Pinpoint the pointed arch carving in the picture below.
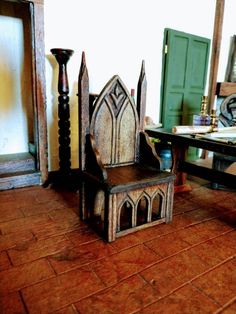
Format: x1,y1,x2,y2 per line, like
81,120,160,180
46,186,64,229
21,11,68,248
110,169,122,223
117,99,137,163
151,189,165,221
90,75,139,166
117,196,135,232
136,192,151,226
91,99,115,165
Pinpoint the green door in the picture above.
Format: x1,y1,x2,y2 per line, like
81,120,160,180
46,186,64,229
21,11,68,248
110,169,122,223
160,28,210,128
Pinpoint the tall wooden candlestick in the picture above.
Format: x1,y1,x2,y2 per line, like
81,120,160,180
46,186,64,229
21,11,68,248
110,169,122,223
51,48,74,176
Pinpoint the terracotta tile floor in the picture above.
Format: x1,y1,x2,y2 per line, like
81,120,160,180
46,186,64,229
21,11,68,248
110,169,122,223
0,177,236,313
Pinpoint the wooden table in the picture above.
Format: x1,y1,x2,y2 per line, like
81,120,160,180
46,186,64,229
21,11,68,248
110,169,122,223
146,128,236,192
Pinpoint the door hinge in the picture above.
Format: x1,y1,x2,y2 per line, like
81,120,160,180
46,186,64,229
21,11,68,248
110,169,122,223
164,45,168,54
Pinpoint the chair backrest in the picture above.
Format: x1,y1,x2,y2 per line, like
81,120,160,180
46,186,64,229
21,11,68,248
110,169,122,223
78,52,147,171
90,75,139,167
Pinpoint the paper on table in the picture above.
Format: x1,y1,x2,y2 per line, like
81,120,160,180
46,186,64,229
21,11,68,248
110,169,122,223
172,125,212,134
216,126,236,132
172,125,236,135
195,133,236,144
204,131,236,138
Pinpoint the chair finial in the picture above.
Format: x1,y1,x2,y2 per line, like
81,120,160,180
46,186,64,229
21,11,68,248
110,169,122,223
137,60,147,131
82,51,86,63
141,60,145,76
78,51,89,171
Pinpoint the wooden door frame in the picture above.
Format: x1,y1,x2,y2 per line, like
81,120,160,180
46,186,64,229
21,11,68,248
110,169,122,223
1,0,48,187
28,0,48,184
207,0,225,110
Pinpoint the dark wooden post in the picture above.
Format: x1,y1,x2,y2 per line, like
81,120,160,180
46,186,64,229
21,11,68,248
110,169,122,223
51,48,74,176
207,0,225,110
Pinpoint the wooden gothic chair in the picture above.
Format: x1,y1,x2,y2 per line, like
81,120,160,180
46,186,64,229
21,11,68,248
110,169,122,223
78,52,175,242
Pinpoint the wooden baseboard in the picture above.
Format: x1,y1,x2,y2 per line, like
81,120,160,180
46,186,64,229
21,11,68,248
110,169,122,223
0,171,41,191
0,152,35,175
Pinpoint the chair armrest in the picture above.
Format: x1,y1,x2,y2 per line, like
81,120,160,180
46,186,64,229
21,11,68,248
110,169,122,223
138,132,162,170
85,134,108,180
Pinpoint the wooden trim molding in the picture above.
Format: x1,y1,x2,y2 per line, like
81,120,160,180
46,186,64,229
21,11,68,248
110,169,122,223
31,0,48,183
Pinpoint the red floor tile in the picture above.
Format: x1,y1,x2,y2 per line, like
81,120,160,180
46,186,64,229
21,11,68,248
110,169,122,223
141,249,210,287
48,207,80,223
192,258,236,306
22,268,105,313
31,217,84,240
0,190,15,202
0,291,27,314
0,213,51,235
90,244,160,287
0,259,55,295
110,233,142,251
0,251,11,271
145,232,190,258
220,211,236,228
75,275,159,314
52,305,78,314
0,202,24,223
175,219,233,246
173,197,200,215
140,258,185,297
11,188,39,206
66,228,100,246
134,222,175,242
217,197,236,211
48,239,116,274
170,208,216,230
8,234,73,266
192,219,233,238
0,230,35,251
188,234,236,267
141,283,218,314
20,199,64,217
213,230,236,251
217,299,236,313
35,189,79,208
33,188,77,205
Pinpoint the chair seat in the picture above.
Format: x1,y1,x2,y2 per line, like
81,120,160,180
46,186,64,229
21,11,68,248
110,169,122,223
106,165,175,193
83,165,175,193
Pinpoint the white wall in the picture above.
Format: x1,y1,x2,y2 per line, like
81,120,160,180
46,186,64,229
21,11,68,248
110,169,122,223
45,0,217,170
218,0,236,81
0,2,34,156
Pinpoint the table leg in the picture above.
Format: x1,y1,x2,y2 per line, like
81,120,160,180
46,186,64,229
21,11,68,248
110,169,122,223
171,144,192,193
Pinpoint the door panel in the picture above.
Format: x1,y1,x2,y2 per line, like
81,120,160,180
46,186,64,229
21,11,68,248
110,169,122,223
160,28,210,129
169,37,188,88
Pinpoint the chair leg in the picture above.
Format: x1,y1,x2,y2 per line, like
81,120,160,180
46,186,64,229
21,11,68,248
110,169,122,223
105,194,117,242
79,182,87,220
165,182,174,223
